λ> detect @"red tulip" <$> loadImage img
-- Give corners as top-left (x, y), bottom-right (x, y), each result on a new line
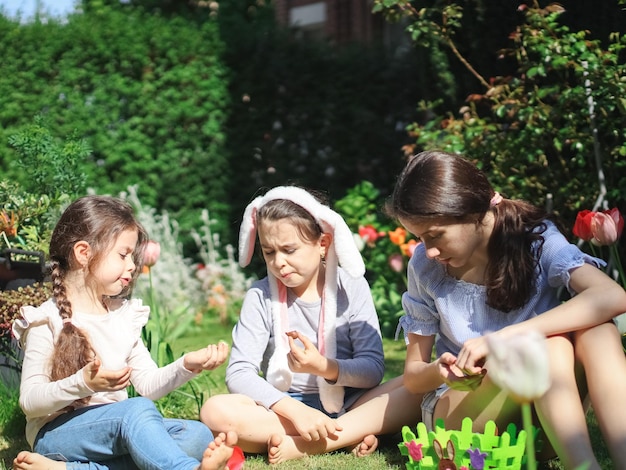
top-left (572, 210), bottom-right (594, 241)
top-left (358, 225), bottom-right (386, 246)
top-left (573, 208), bottom-right (624, 246)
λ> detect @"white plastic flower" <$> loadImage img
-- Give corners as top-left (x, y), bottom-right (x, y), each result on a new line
top-left (486, 330), bottom-right (551, 403)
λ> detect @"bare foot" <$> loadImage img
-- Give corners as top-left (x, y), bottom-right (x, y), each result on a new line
top-left (201, 431), bottom-right (240, 470)
top-left (13, 451), bottom-right (66, 470)
top-left (349, 434), bottom-right (378, 457)
top-left (268, 433), bottom-right (327, 464)
top-left (267, 434), bottom-right (289, 465)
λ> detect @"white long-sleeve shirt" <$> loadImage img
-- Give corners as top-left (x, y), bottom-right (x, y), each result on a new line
top-left (12, 298), bottom-right (196, 447)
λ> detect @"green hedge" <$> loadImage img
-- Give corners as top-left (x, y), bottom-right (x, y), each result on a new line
top-left (0, 4), bottom-right (231, 237)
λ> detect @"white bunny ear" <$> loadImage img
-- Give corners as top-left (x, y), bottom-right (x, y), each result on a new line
top-left (320, 210), bottom-right (365, 279)
top-left (238, 196), bottom-right (263, 268)
top-left (248, 185), bottom-right (365, 278)
top-left (239, 185), bottom-right (361, 415)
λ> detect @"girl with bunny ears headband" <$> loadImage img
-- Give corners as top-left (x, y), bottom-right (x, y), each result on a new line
top-left (238, 186), bottom-right (367, 413)
top-left (200, 186), bottom-right (393, 460)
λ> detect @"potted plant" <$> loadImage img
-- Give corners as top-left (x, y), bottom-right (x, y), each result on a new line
top-left (0, 180), bottom-right (55, 291)
top-left (1, 116), bottom-right (89, 291)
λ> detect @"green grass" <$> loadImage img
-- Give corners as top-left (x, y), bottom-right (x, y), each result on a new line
top-left (0, 316), bottom-right (615, 469)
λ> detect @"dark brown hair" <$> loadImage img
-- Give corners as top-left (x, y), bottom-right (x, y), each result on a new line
top-left (48, 195), bottom-right (148, 390)
top-left (387, 150), bottom-right (550, 312)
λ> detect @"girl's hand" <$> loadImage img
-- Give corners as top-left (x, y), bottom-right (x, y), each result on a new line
top-left (83, 357), bottom-right (132, 392)
top-left (437, 352), bottom-right (485, 392)
top-left (286, 331), bottom-right (325, 375)
top-left (184, 341), bottom-right (230, 373)
top-left (455, 336), bottom-right (489, 375)
top-left (289, 402), bottom-right (343, 441)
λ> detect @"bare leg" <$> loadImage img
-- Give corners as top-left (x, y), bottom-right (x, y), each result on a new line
top-left (575, 323), bottom-right (626, 469)
top-left (267, 376), bottom-right (423, 463)
top-left (432, 374), bottom-right (521, 434)
top-left (13, 451), bottom-right (66, 470)
top-left (200, 431), bottom-right (238, 470)
top-left (534, 334), bottom-right (601, 470)
top-left (201, 394), bottom-right (302, 453)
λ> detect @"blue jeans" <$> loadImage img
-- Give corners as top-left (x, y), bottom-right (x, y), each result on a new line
top-left (289, 392), bottom-right (339, 418)
top-left (34, 397), bottom-right (214, 470)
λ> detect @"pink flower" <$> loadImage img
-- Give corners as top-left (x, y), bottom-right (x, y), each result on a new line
top-left (573, 208), bottom-right (624, 246)
top-left (142, 241), bottom-right (161, 267)
top-left (590, 208), bottom-right (624, 246)
top-left (388, 253), bottom-right (404, 273)
top-left (404, 440), bottom-right (423, 461)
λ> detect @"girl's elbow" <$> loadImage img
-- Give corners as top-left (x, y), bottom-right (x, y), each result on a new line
top-left (402, 374), bottom-right (422, 394)
top-left (18, 398), bottom-right (33, 418)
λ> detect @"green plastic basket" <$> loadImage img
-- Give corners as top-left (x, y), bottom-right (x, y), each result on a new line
top-left (399, 417), bottom-right (533, 470)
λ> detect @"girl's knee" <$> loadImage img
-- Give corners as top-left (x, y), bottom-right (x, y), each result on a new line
top-left (200, 395), bottom-right (230, 426)
top-left (123, 396), bottom-right (161, 420)
top-left (201, 394), bottom-right (249, 431)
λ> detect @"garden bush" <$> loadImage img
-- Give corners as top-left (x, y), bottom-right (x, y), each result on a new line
top-left (0, 3), bottom-right (231, 242)
top-left (335, 181), bottom-right (417, 338)
top-left (373, 0), bottom-right (626, 241)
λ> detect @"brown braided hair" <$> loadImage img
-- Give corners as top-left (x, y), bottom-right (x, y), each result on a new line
top-left (48, 196), bottom-right (148, 393)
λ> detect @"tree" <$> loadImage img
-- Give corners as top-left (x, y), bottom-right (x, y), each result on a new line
top-left (373, 0), bottom-right (626, 231)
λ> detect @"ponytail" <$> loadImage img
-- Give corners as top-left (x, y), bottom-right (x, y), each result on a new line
top-left (485, 199), bottom-right (548, 311)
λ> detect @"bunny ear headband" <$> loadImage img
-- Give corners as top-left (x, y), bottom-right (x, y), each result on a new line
top-left (239, 186), bottom-right (365, 414)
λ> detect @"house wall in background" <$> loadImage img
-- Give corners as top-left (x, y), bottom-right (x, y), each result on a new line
top-left (274, 0), bottom-right (386, 44)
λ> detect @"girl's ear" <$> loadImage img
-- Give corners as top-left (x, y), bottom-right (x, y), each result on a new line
top-left (320, 232), bottom-right (333, 256)
top-left (73, 240), bottom-right (91, 268)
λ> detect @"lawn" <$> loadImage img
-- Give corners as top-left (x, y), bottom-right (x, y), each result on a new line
top-left (0, 315), bottom-right (615, 469)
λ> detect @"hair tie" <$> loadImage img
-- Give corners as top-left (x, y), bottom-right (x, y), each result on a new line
top-left (490, 192), bottom-right (503, 207)
top-left (62, 317), bottom-right (72, 325)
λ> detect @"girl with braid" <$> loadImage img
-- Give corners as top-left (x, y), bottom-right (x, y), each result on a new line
top-left (11, 195), bottom-right (242, 470)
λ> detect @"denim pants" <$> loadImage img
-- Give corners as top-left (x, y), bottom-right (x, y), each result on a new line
top-left (288, 392), bottom-right (340, 417)
top-left (34, 397), bottom-right (214, 470)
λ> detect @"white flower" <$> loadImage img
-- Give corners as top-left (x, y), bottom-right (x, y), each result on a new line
top-left (486, 330), bottom-right (551, 403)
top-left (352, 232), bottom-right (365, 252)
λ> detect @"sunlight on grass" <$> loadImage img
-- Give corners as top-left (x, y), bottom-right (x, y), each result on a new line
top-left (0, 316), bottom-right (615, 469)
